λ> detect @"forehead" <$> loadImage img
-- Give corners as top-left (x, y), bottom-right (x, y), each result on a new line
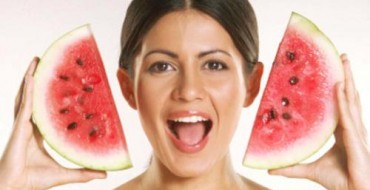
top-left (141, 10), bottom-right (236, 52)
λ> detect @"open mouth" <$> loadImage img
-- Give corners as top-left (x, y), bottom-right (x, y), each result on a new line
top-left (167, 116), bottom-right (213, 146)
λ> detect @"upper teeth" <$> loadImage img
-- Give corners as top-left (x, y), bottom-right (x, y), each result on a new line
top-left (173, 116), bottom-right (208, 123)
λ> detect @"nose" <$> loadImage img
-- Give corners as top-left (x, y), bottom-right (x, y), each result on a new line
top-left (171, 69), bottom-right (206, 102)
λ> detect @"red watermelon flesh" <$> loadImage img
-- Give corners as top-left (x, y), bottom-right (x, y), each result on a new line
top-left (243, 12), bottom-right (344, 169)
top-left (33, 25), bottom-right (131, 171)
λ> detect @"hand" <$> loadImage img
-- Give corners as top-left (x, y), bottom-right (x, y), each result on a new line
top-left (0, 58), bottom-right (107, 190)
top-left (269, 54), bottom-right (370, 190)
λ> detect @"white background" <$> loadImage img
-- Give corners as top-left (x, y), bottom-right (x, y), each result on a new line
top-left (1, 0), bottom-right (369, 189)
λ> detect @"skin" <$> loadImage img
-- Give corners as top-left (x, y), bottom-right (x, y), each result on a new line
top-left (0, 9), bottom-right (369, 190)
top-left (117, 10), bottom-right (264, 189)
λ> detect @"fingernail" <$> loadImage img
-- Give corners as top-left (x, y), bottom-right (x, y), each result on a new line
top-left (98, 172), bottom-right (107, 179)
top-left (33, 56), bottom-right (40, 63)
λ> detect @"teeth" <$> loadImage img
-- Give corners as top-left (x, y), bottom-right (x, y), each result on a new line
top-left (173, 116), bottom-right (208, 123)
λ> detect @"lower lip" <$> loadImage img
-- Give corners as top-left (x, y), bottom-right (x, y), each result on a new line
top-left (166, 129), bottom-right (209, 154)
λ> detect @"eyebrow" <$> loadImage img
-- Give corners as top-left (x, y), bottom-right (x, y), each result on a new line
top-left (144, 49), bottom-right (231, 59)
top-left (144, 49), bottom-right (178, 59)
top-left (198, 49), bottom-right (231, 58)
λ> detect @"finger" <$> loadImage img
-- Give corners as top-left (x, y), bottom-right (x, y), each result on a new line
top-left (10, 57), bottom-right (39, 148)
top-left (341, 54), bottom-right (362, 124)
top-left (33, 168), bottom-right (106, 190)
top-left (14, 57), bottom-right (39, 120)
top-left (334, 118), bottom-right (345, 147)
top-left (336, 82), bottom-right (367, 146)
top-left (338, 55), bottom-right (367, 143)
top-left (269, 164), bottom-right (314, 180)
top-left (14, 78), bottom-right (24, 118)
top-left (341, 54), bottom-right (356, 101)
top-left (2, 59), bottom-right (39, 161)
top-left (336, 82), bottom-right (354, 132)
top-left (49, 169), bottom-right (107, 187)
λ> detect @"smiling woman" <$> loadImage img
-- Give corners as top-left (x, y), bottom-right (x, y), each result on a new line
top-left (0, 0), bottom-right (370, 190)
top-left (116, 6), bottom-right (264, 188)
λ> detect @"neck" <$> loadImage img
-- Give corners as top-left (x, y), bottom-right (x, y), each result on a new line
top-left (140, 153), bottom-right (246, 190)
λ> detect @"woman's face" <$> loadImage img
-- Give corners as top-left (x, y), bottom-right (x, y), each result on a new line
top-left (119, 10), bottom-right (261, 177)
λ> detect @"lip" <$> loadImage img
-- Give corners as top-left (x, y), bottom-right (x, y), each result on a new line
top-left (165, 110), bottom-right (212, 153)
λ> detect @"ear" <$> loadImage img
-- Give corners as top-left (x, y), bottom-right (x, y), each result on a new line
top-left (117, 69), bottom-right (137, 110)
top-left (244, 62), bottom-right (264, 107)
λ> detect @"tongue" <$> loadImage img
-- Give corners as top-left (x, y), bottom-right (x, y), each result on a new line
top-left (175, 122), bottom-right (205, 146)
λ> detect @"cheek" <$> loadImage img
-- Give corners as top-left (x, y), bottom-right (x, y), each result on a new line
top-left (135, 75), bottom-right (173, 129)
top-left (206, 74), bottom-right (246, 112)
top-left (207, 75), bottom-right (246, 134)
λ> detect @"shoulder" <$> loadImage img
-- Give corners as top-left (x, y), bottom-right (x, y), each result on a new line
top-left (114, 175), bottom-right (143, 190)
top-left (239, 175), bottom-right (270, 190)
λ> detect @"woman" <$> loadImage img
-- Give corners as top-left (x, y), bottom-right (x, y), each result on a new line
top-left (0, 0), bottom-right (369, 189)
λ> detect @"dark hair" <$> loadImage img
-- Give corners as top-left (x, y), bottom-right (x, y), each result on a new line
top-left (119, 0), bottom-right (259, 76)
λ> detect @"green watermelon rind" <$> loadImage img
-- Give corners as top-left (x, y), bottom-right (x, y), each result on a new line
top-left (32, 24), bottom-right (132, 171)
top-left (243, 12), bottom-right (344, 169)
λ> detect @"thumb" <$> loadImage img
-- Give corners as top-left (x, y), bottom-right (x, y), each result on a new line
top-left (268, 164), bottom-right (315, 180)
top-left (59, 168), bottom-right (107, 183)
top-left (38, 168), bottom-right (107, 189)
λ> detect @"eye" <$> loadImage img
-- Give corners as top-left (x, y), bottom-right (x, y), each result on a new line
top-left (148, 61), bottom-right (175, 73)
top-left (203, 60), bottom-right (228, 71)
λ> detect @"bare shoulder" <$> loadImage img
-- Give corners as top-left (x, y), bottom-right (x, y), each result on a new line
top-left (115, 172), bottom-right (268, 190)
top-left (240, 175), bottom-right (269, 190)
top-left (114, 175), bottom-right (143, 190)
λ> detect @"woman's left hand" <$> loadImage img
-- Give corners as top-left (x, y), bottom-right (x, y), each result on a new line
top-left (269, 54), bottom-right (370, 190)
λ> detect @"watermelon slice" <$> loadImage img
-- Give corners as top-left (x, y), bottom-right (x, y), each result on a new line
top-left (32, 25), bottom-right (131, 171)
top-left (243, 12), bottom-right (344, 169)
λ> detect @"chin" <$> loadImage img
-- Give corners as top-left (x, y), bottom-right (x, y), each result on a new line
top-left (163, 152), bottom-right (218, 178)
top-left (170, 163), bottom-right (212, 178)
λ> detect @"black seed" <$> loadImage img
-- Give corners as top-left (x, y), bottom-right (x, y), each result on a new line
top-left (282, 113), bottom-right (292, 120)
top-left (85, 113), bottom-right (93, 120)
top-left (67, 122), bottom-right (77, 130)
top-left (82, 85), bottom-right (94, 92)
top-left (287, 51), bottom-right (295, 61)
top-left (59, 108), bottom-right (69, 114)
top-left (89, 126), bottom-right (98, 137)
top-left (269, 108), bottom-right (277, 119)
top-left (59, 75), bottom-right (69, 81)
top-left (289, 76), bottom-right (299, 85)
top-left (76, 58), bottom-right (84, 66)
top-left (282, 97), bottom-right (290, 106)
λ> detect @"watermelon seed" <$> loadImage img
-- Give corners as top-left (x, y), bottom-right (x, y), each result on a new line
top-left (76, 58), bottom-right (84, 66)
top-left (289, 76), bottom-right (299, 85)
top-left (281, 97), bottom-right (290, 106)
top-left (82, 85), bottom-right (94, 92)
top-left (287, 51), bottom-right (295, 61)
top-left (282, 113), bottom-right (292, 120)
top-left (59, 108), bottom-right (69, 114)
top-left (269, 108), bottom-right (277, 119)
top-left (67, 122), bottom-right (77, 130)
top-left (262, 108), bottom-right (278, 124)
top-left (89, 126), bottom-right (98, 137)
top-left (85, 113), bottom-right (94, 120)
top-left (59, 75), bottom-right (69, 81)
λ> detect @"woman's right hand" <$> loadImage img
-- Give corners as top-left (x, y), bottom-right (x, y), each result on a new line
top-left (0, 57), bottom-right (107, 190)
